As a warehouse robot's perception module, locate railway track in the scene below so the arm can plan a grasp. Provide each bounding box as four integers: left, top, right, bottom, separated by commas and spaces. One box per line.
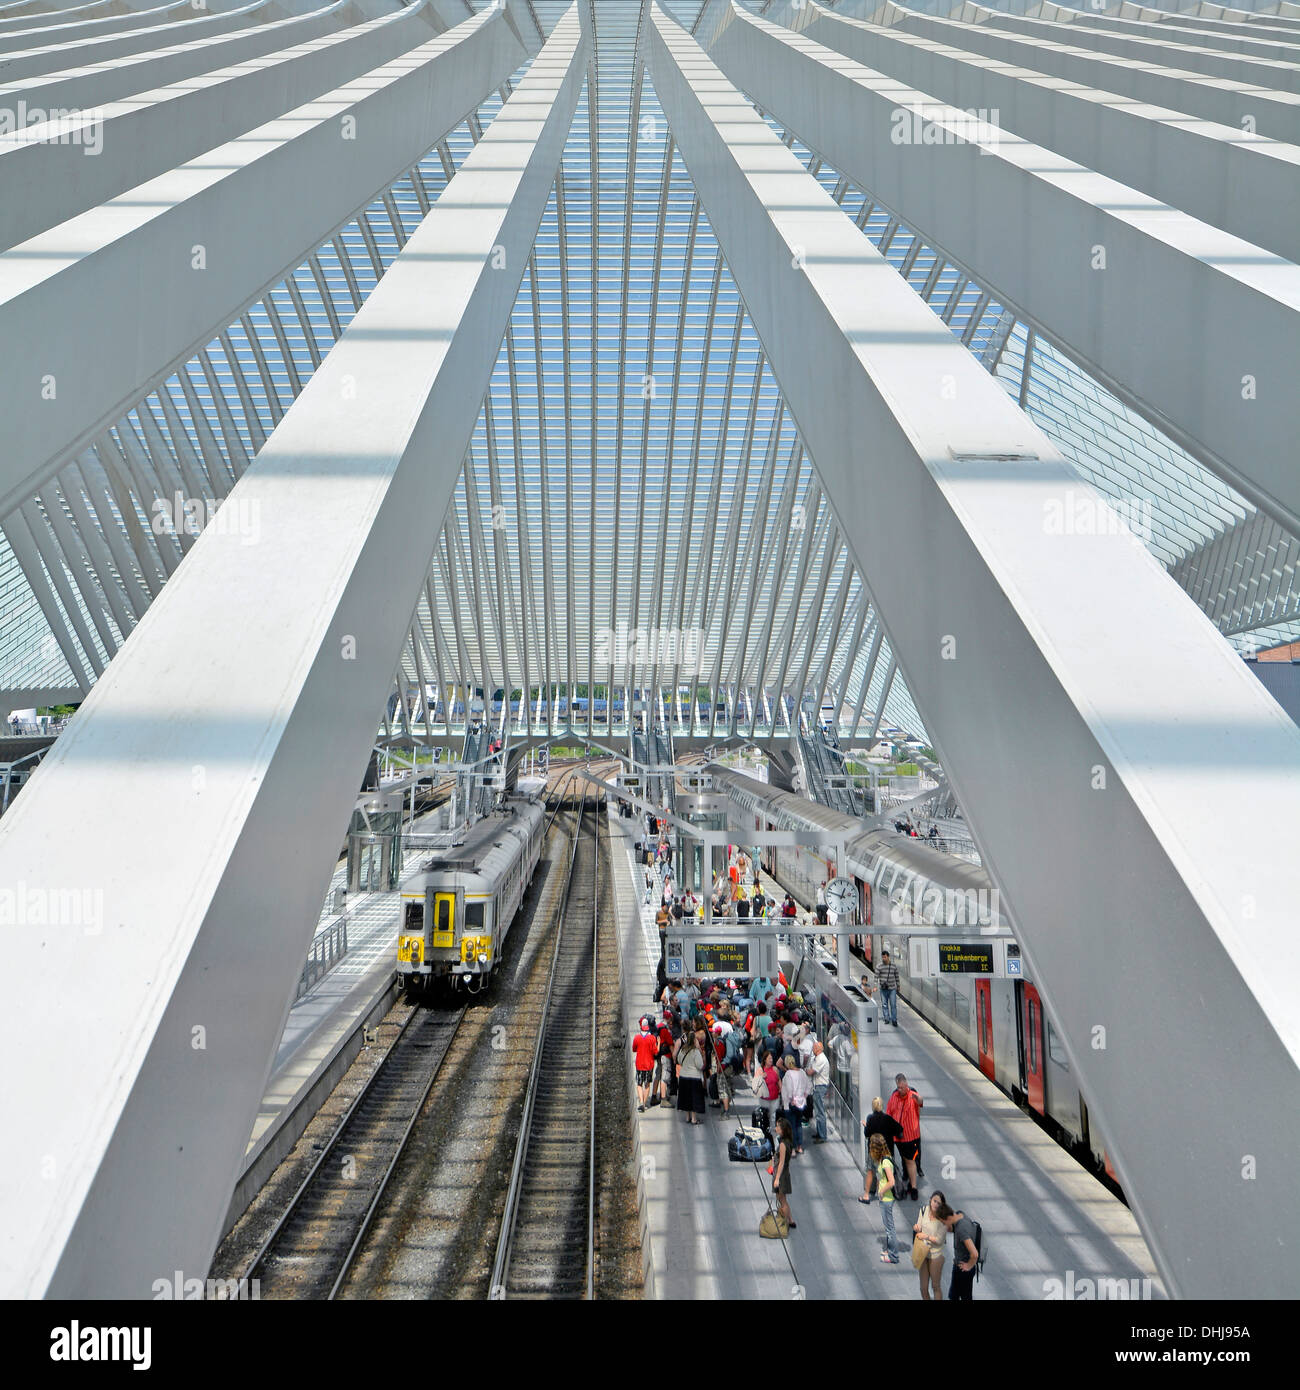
243, 1002, 466, 1299
490, 789, 601, 1300
228, 778, 599, 1298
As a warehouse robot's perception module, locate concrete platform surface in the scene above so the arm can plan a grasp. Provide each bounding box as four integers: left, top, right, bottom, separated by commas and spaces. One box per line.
609, 806, 1164, 1301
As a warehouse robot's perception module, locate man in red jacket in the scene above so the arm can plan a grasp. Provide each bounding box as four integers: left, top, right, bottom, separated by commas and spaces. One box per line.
886, 1072, 924, 1200
633, 1018, 659, 1112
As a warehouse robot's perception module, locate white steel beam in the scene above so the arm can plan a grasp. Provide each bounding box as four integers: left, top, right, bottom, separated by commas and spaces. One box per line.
0, 6, 585, 1298
0, 0, 272, 84
708, 4, 1300, 546
881, 2, 1300, 145
970, 1, 1300, 89
793, 1, 1300, 264
647, 2, 1300, 1299
0, 3, 356, 143
0, 5, 524, 518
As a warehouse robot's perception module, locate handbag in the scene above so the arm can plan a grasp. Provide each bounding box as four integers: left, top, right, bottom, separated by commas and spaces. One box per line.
759, 1211, 789, 1239
801, 1095, 815, 1123
911, 1235, 930, 1270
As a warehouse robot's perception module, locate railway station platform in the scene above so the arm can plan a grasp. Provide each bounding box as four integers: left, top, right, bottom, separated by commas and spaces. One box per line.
607, 807, 1164, 1301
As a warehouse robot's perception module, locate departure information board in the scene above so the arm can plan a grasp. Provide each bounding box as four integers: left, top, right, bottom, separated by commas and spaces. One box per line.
938, 942, 995, 974
692, 941, 751, 976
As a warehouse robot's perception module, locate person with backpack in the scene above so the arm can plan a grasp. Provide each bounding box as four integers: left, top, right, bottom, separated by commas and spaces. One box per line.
710, 1024, 733, 1116
944, 1207, 982, 1300
860, 1097, 904, 1203
868, 1133, 901, 1263
654, 1014, 676, 1105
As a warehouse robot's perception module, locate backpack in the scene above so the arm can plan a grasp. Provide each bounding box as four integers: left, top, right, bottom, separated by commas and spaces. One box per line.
971, 1219, 986, 1280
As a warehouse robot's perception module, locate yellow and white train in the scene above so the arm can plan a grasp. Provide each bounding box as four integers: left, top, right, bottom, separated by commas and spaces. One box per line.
396, 794, 546, 995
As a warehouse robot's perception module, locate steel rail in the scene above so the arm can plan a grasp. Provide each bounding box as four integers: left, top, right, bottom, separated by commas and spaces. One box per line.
326, 1004, 469, 1299
242, 1000, 429, 1285
487, 781, 596, 1298
586, 782, 598, 1300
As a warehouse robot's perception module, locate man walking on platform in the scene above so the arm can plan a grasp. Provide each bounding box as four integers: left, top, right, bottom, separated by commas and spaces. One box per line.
886, 1073, 924, 1201
876, 949, 900, 1027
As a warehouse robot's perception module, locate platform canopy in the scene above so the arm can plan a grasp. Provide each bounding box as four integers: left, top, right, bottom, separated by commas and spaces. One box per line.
0, 0, 1298, 1299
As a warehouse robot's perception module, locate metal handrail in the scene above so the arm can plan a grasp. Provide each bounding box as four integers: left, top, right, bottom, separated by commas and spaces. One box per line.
295, 918, 350, 1000
489, 775, 589, 1298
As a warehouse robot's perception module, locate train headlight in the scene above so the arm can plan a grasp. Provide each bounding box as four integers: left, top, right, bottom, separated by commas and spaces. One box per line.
477, 951, 489, 965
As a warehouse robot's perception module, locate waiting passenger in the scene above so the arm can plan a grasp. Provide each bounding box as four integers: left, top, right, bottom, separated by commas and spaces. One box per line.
781, 1055, 812, 1154
676, 1027, 709, 1127
860, 1097, 904, 1204
887, 1073, 924, 1201
756, 1051, 782, 1130
772, 1116, 796, 1231
868, 1133, 901, 1264
655, 1015, 676, 1105
633, 1018, 658, 1112
710, 1024, 733, 1116
807, 1039, 831, 1144
944, 1206, 981, 1301
913, 1194, 952, 1301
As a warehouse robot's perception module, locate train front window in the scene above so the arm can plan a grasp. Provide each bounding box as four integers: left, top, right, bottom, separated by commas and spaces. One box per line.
403, 901, 423, 931
465, 902, 485, 932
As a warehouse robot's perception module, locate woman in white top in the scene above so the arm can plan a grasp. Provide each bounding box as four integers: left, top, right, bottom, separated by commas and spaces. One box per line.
780, 1055, 812, 1154
913, 1191, 952, 1301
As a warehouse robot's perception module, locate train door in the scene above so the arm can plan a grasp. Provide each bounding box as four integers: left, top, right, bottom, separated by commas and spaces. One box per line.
764, 822, 776, 876
1012, 978, 1027, 1103
975, 978, 995, 1080
431, 891, 456, 949
855, 878, 871, 956
1022, 982, 1046, 1115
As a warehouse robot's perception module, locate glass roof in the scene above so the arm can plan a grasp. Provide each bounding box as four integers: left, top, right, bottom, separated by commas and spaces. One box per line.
0, 0, 1293, 731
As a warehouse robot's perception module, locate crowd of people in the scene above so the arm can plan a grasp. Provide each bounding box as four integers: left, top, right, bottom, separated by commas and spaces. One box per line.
630, 833, 983, 1298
